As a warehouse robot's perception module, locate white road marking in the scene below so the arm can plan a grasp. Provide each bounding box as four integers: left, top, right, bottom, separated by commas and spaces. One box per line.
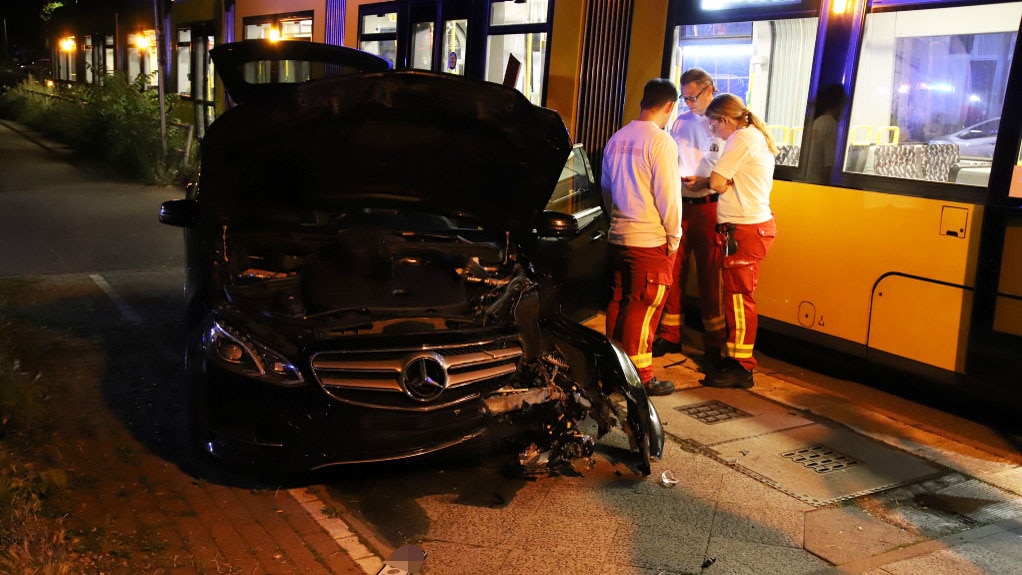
89, 273, 179, 364
90, 273, 144, 325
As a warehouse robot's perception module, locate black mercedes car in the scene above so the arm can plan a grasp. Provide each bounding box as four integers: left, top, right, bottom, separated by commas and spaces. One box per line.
159, 40, 664, 476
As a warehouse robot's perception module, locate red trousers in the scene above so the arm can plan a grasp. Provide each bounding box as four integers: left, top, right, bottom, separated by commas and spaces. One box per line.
658, 200, 726, 350
716, 217, 777, 371
606, 244, 676, 384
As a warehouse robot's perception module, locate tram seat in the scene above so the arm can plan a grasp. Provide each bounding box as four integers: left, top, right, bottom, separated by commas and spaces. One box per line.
871, 143, 960, 183
775, 144, 800, 167
845, 144, 871, 172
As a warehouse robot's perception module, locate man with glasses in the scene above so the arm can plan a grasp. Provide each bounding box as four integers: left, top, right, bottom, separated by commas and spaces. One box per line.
652, 68, 728, 373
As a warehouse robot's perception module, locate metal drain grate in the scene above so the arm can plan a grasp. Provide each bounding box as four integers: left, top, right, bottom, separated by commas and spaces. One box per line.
780, 445, 862, 474
675, 400, 752, 425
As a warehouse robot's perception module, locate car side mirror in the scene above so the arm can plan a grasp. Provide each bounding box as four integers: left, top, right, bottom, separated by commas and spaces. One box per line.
534, 210, 579, 237
160, 198, 199, 228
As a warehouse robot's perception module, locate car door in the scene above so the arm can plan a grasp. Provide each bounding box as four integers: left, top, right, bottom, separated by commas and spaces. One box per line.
531, 144, 609, 322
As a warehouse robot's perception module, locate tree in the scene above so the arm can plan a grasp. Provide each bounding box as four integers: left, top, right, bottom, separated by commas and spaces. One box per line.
40, 2, 64, 22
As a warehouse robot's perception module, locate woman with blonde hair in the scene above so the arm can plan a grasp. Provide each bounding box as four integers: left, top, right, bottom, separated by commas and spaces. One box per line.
701, 93, 778, 389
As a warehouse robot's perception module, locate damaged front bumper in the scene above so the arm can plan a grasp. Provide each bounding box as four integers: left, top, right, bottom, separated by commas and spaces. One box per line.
496, 314, 665, 476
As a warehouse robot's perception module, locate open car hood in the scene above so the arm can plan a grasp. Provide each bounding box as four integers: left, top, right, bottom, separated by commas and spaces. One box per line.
210, 40, 391, 104
203, 42, 573, 233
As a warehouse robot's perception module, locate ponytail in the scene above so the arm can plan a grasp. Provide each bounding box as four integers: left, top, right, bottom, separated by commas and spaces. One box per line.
745, 110, 778, 155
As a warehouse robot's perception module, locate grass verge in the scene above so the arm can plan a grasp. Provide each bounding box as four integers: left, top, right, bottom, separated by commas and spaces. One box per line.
0, 308, 73, 574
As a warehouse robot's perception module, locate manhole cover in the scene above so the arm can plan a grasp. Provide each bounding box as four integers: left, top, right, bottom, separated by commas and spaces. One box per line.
675, 400, 752, 425
781, 445, 862, 474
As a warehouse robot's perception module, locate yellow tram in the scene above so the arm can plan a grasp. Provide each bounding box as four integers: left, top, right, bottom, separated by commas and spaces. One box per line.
638, 0, 1022, 397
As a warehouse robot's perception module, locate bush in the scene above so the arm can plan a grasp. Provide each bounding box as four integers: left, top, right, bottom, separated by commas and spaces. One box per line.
0, 73, 197, 185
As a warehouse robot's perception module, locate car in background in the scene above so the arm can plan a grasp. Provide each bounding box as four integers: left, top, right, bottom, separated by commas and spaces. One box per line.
159, 40, 664, 477
929, 117, 1000, 159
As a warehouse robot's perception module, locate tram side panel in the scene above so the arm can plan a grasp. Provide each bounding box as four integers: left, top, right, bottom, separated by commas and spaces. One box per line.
757, 181, 983, 374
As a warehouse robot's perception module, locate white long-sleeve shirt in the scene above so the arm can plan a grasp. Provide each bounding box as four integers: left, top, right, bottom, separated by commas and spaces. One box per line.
601, 120, 682, 251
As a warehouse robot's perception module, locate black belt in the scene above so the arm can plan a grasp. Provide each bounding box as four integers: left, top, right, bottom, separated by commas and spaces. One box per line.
682, 194, 720, 205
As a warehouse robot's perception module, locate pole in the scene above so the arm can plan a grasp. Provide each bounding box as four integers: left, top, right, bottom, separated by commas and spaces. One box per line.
153, 0, 167, 157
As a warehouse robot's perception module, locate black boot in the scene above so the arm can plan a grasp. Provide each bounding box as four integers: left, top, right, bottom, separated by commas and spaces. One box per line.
700, 358, 753, 389
651, 338, 682, 357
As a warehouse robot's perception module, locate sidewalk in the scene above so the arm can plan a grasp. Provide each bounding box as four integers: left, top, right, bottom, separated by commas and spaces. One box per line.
644, 326, 1022, 575
322, 319, 1022, 575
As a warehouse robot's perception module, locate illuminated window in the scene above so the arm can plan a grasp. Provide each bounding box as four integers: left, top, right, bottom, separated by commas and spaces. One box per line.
485, 0, 551, 105
243, 12, 313, 41
177, 28, 192, 95
490, 0, 549, 25
669, 18, 818, 167
84, 36, 93, 83
844, 2, 1021, 186
443, 19, 468, 75
359, 6, 398, 67
127, 30, 158, 88
243, 12, 315, 84
58, 36, 76, 82
412, 22, 435, 70
701, 0, 800, 9
104, 36, 115, 79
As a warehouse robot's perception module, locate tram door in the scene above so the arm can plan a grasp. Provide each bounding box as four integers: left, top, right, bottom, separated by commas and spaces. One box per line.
968, 134, 1022, 389
407, 0, 469, 75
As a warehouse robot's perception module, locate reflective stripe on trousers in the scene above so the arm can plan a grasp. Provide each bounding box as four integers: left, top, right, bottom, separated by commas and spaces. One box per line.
606, 244, 676, 383
716, 217, 777, 371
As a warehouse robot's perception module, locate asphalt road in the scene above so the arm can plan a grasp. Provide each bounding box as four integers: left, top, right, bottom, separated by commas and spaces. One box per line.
0, 120, 374, 574
0, 121, 185, 276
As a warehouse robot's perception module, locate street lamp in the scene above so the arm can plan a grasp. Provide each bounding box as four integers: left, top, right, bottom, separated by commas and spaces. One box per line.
134, 33, 152, 51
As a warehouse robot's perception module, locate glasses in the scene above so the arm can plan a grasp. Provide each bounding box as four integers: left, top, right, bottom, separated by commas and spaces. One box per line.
681, 85, 710, 104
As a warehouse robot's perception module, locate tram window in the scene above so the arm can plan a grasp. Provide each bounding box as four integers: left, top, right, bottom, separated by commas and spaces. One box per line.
485, 32, 547, 105
412, 22, 435, 70
359, 39, 398, 68
443, 20, 468, 75
844, 2, 1021, 188
490, 0, 549, 25
359, 9, 398, 67
362, 12, 398, 34
485, 0, 550, 105
668, 18, 817, 169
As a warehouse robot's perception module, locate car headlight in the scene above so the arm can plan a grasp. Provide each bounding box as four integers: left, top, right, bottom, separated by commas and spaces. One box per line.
207, 320, 305, 387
